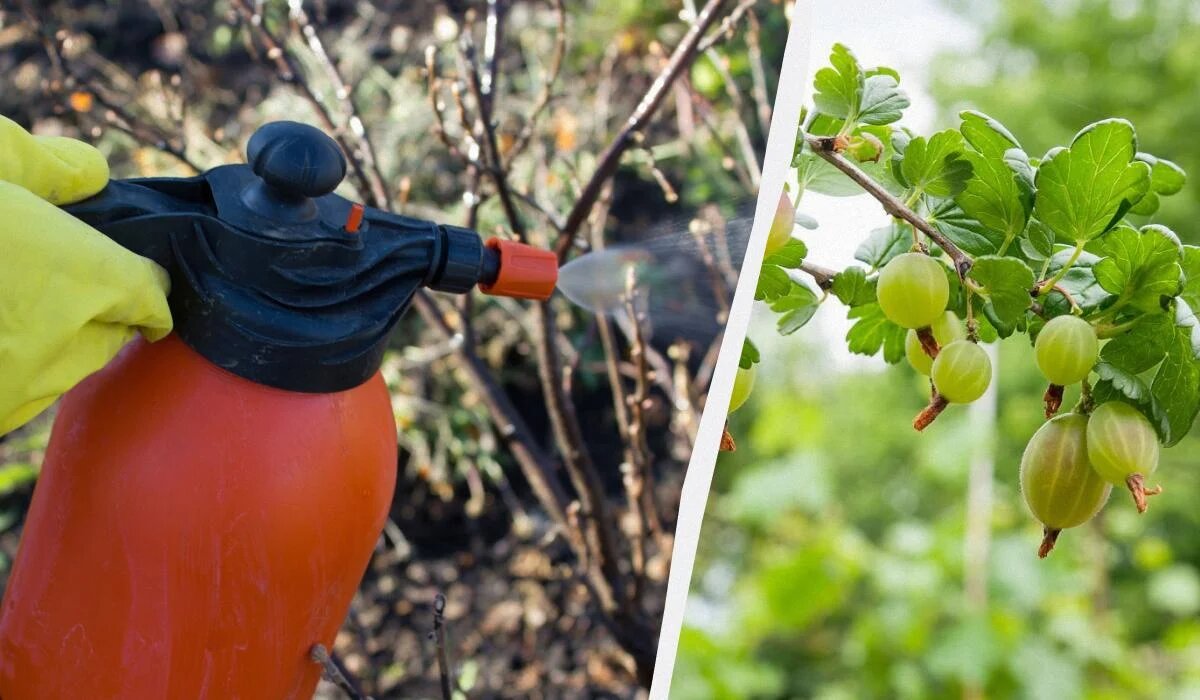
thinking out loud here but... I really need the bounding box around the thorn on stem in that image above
[1038,528,1061,558]
[916,326,939,359]
[913,393,949,431]
[1043,384,1064,418]
[1125,473,1163,514]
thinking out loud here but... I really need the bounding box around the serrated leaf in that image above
[1092,224,1183,313]
[1033,119,1152,243]
[771,285,821,335]
[763,239,807,269]
[858,73,909,126]
[928,200,1007,257]
[956,150,1029,249]
[830,267,874,307]
[755,265,792,301]
[959,110,1022,158]
[812,43,862,121]
[846,303,906,364]
[900,129,973,198]
[855,223,911,269]
[1101,312,1173,374]
[967,256,1035,325]
[739,338,760,368]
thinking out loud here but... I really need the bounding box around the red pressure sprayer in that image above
[0,121,557,698]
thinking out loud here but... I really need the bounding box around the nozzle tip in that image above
[479,238,558,301]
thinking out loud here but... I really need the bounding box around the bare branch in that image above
[287,1,391,207]
[508,0,567,158]
[556,0,733,261]
[229,0,385,207]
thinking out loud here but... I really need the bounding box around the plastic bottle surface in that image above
[0,334,398,699]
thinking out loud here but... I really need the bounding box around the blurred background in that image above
[675,0,1200,698]
[0,1,789,697]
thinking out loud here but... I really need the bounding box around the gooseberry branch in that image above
[806,135,975,278]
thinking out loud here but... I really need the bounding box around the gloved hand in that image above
[0,115,172,435]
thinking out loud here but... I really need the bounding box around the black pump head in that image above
[60,121,523,393]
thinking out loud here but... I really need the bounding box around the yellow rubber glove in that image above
[0,116,173,435]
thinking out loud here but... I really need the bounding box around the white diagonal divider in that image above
[649,3,814,695]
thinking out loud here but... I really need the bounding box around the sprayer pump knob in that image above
[246,122,347,199]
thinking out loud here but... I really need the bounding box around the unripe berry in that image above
[1020,413,1112,557]
[930,340,991,404]
[876,253,949,329]
[1086,401,1162,512]
[904,311,966,375]
[765,192,795,256]
[1035,315,1098,386]
[729,365,756,413]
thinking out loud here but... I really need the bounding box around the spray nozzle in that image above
[479,238,558,301]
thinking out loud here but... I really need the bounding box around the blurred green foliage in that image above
[931,0,1200,238]
[676,2,1200,697]
[676,315,1200,698]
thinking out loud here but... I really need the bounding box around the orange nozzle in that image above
[479,237,558,301]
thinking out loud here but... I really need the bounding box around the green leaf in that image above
[1129,190,1161,216]
[830,267,875,307]
[858,73,909,126]
[763,239,807,269]
[1151,325,1200,446]
[1138,152,1187,195]
[771,285,821,335]
[956,150,1029,248]
[1004,148,1036,209]
[967,256,1035,325]
[846,304,906,364]
[1092,224,1183,313]
[1033,119,1152,243]
[1020,219,1055,260]
[855,223,911,269]
[900,129,973,198]
[928,200,1007,258]
[794,151,865,197]
[1101,312,1174,374]
[1179,245,1200,311]
[812,43,862,121]
[959,110,1022,158]
[739,338,760,368]
[755,265,792,301]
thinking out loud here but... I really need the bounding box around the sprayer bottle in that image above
[0,121,557,699]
